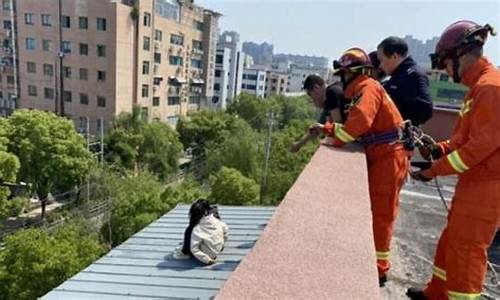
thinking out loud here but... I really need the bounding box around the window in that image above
[143,12,151,27]
[44,88,54,99]
[169,56,183,66]
[2,0,11,10]
[154,53,161,64]
[27,62,36,74]
[79,68,88,80]
[153,97,160,106]
[142,84,149,97]
[79,43,88,55]
[41,14,52,26]
[215,55,223,64]
[97,96,106,107]
[6,76,14,84]
[25,38,36,50]
[214,83,220,91]
[28,85,37,96]
[79,16,88,29]
[153,77,162,85]
[3,20,11,30]
[43,64,54,76]
[143,36,150,50]
[42,39,52,51]
[62,41,71,53]
[246,74,258,80]
[97,70,106,81]
[80,93,88,105]
[97,44,106,57]
[191,59,202,69]
[24,13,34,25]
[189,96,201,104]
[63,66,71,78]
[170,34,183,45]
[154,29,162,41]
[61,15,70,28]
[142,61,150,75]
[63,91,72,102]
[97,18,106,31]
[194,20,203,31]
[247,84,257,90]
[168,96,180,105]
[192,40,202,50]
[215,69,221,77]
[259,75,265,81]
[167,115,179,125]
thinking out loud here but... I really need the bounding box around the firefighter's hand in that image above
[312,123,324,132]
[410,169,434,182]
[418,144,442,161]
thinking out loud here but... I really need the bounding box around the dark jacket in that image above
[318,82,347,124]
[383,56,433,126]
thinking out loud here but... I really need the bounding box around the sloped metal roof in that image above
[42,204,275,300]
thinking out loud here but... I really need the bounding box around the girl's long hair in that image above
[182,199,211,255]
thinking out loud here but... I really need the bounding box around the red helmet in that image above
[333,47,372,74]
[430,20,496,70]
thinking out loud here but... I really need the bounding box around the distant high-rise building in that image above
[273,53,329,69]
[212,31,244,108]
[2,0,220,132]
[241,67,266,98]
[242,41,273,67]
[403,35,439,67]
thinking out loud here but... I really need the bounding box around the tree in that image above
[5,110,93,218]
[274,95,317,129]
[101,172,166,246]
[0,221,105,300]
[205,118,263,181]
[176,110,238,158]
[209,167,259,206]
[161,176,208,207]
[227,93,278,131]
[0,119,20,221]
[105,107,182,181]
[264,120,318,204]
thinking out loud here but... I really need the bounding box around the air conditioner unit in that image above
[154,41,161,51]
[153,63,159,73]
[153,86,158,92]
[176,67,182,74]
[177,48,182,54]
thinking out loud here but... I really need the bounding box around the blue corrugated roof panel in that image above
[41,204,275,300]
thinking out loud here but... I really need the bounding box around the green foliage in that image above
[209,167,259,206]
[0,118,20,221]
[227,93,278,131]
[0,221,105,300]
[161,176,208,206]
[274,95,317,128]
[265,120,317,204]
[176,110,239,158]
[105,107,182,181]
[102,172,166,246]
[205,118,263,181]
[4,110,92,205]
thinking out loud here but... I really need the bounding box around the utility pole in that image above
[259,110,274,204]
[86,117,90,203]
[100,117,104,165]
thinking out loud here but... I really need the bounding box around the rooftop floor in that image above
[41,205,276,300]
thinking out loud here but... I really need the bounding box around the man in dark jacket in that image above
[377,37,433,126]
[290,74,346,152]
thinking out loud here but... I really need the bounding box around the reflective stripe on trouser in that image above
[367,148,408,277]
[424,180,500,300]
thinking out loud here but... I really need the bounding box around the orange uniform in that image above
[423,57,500,299]
[323,74,409,278]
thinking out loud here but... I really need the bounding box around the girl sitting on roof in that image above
[175,199,229,264]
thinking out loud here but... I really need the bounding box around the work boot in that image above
[379,275,387,287]
[406,287,427,300]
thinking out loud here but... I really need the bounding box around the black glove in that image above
[418,143,442,161]
[410,170,433,182]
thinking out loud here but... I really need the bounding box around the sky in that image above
[196,0,500,65]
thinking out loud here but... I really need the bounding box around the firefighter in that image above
[314,47,409,286]
[408,21,500,300]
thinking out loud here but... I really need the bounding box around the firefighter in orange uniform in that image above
[314,47,409,286]
[407,21,500,300]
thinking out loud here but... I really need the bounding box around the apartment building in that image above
[3,0,220,133]
[241,67,266,98]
